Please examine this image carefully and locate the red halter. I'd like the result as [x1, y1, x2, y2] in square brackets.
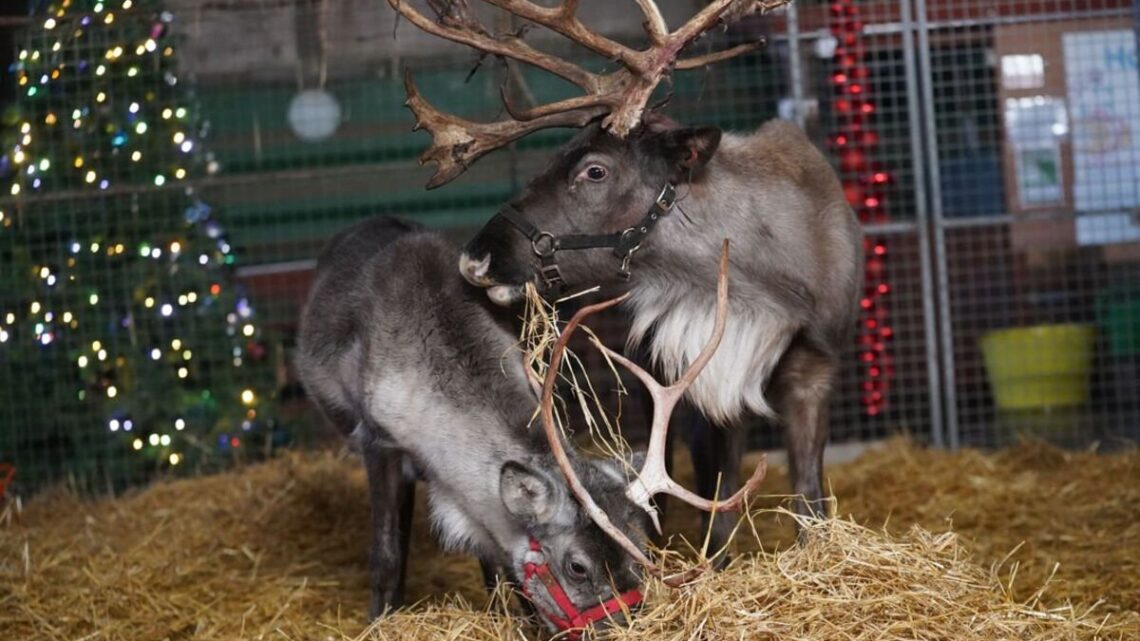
[521, 538, 643, 639]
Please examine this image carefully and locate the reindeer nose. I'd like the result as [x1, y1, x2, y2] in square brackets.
[459, 252, 494, 287]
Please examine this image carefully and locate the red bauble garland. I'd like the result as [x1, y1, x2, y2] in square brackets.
[829, 0, 893, 416]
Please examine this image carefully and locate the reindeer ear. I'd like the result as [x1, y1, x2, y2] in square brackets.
[500, 461, 560, 525]
[663, 126, 721, 176]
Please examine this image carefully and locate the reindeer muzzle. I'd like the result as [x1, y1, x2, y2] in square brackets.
[521, 538, 643, 639]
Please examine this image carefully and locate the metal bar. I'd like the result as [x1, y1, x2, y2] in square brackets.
[785, 0, 806, 129]
[862, 220, 918, 236]
[899, 0, 944, 449]
[768, 7, 1131, 43]
[914, 0, 959, 450]
[235, 259, 317, 278]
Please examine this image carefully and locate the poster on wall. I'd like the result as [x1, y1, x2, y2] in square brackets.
[1004, 96, 1066, 207]
[1063, 30, 1140, 245]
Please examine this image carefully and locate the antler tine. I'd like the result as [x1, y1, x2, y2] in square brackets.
[633, 0, 668, 45]
[537, 241, 766, 588]
[387, 0, 599, 89]
[404, 71, 606, 189]
[537, 292, 663, 576]
[481, 0, 642, 69]
[610, 241, 767, 522]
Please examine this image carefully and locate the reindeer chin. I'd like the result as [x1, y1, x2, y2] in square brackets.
[488, 284, 523, 306]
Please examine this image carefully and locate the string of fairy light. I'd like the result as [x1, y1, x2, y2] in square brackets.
[829, 0, 894, 417]
[7, 0, 216, 196]
[1, 0, 263, 467]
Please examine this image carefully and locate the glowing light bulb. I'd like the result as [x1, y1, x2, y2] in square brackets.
[131, 151, 142, 161]
[177, 367, 188, 379]
[148, 434, 159, 446]
[133, 438, 143, 450]
[154, 175, 165, 186]
[150, 348, 161, 360]
[175, 168, 186, 179]
[107, 385, 118, 398]
[44, 18, 57, 29]
[79, 354, 90, 367]
[182, 350, 192, 360]
[160, 434, 171, 446]
[171, 339, 182, 350]
[169, 453, 181, 465]
[175, 419, 185, 430]
[144, 296, 155, 308]
[135, 122, 147, 134]
[160, 303, 173, 317]
[162, 108, 173, 119]
[242, 324, 255, 337]
[89, 293, 99, 305]
[85, 170, 96, 183]
[129, 102, 139, 113]
[109, 419, 120, 431]
[241, 389, 256, 405]
[62, 311, 73, 323]
[97, 349, 107, 361]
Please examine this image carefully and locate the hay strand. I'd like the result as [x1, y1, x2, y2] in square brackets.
[2, 440, 1137, 640]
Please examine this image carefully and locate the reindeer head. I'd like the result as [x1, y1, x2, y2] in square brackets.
[388, 0, 789, 302]
[459, 116, 721, 304]
[497, 453, 652, 633]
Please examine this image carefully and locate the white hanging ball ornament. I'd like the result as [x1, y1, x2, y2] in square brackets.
[287, 89, 341, 142]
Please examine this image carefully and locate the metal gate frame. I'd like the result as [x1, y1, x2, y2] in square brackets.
[782, 0, 1139, 450]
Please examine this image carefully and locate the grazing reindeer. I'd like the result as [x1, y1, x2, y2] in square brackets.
[386, 0, 859, 553]
[297, 217, 657, 634]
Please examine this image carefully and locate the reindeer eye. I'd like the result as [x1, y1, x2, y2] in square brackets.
[565, 558, 590, 581]
[583, 165, 608, 182]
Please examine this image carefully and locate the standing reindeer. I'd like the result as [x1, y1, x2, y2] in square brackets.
[387, 0, 861, 554]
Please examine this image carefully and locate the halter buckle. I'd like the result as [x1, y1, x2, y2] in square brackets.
[531, 231, 557, 258]
[655, 183, 676, 211]
[540, 263, 563, 287]
[619, 244, 641, 281]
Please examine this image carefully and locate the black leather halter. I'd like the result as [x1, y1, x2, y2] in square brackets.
[496, 183, 676, 296]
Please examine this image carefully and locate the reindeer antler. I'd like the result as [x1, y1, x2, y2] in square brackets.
[537, 240, 768, 586]
[389, 0, 793, 188]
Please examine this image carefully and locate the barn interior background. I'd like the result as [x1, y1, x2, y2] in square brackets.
[0, 0, 1137, 497]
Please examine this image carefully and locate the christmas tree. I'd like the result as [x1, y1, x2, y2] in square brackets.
[0, 0, 278, 491]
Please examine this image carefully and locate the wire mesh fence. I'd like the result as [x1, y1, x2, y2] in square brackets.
[1, 0, 1137, 494]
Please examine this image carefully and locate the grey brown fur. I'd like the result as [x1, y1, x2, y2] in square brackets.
[461, 117, 863, 551]
[297, 217, 649, 625]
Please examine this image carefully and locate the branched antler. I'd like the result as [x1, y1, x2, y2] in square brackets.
[390, 0, 793, 187]
[537, 240, 768, 587]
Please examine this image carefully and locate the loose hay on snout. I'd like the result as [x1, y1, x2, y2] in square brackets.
[357, 512, 1135, 641]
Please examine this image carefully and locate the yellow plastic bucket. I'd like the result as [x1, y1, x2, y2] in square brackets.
[979, 323, 1095, 410]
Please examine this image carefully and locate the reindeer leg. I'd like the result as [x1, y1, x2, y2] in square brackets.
[772, 340, 835, 531]
[363, 444, 416, 620]
[685, 407, 744, 568]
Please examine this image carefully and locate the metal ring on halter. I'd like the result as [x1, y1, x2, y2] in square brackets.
[532, 232, 557, 257]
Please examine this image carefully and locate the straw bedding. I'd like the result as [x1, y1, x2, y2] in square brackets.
[2, 439, 1137, 640]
